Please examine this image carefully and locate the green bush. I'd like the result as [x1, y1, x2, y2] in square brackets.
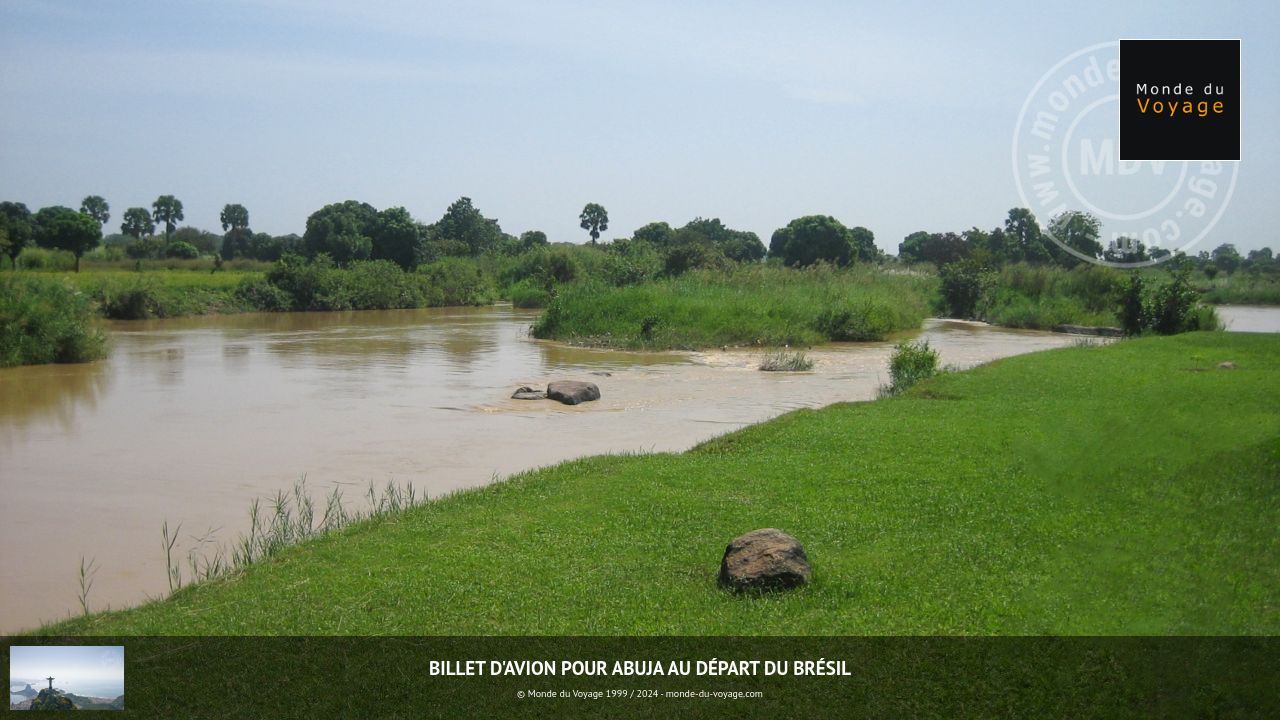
[165, 240, 200, 259]
[419, 257, 495, 306]
[16, 246, 76, 271]
[1119, 272, 1145, 336]
[887, 340, 940, 395]
[345, 260, 427, 310]
[235, 276, 293, 312]
[265, 254, 350, 310]
[939, 260, 991, 319]
[813, 300, 897, 341]
[509, 278, 551, 308]
[95, 275, 163, 319]
[0, 275, 107, 366]
[1148, 264, 1214, 335]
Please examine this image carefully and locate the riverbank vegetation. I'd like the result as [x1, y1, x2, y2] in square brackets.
[532, 265, 936, 349]
[34, 331, 1279, 635]
[2, 193, 1267, 360]
[0, 275, 106, 367]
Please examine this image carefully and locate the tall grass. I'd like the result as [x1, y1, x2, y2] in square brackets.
[0, 275, 107, 366]
[758, 349, 814, 371]
[1199, 274, 1280, 305]
[533, 263, 937, 349]
[163, 478, 426, 593]
[976, 263, 1122, 329]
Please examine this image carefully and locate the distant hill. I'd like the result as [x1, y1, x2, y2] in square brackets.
[66, 692, 125, 710]
[29, 688, 75, 710]
[13, 683, 38, 698]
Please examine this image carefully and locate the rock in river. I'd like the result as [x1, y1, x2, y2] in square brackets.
[718, 528, 811, 592]
[546, 380, 601, 405]
[511, 386, 547, 400]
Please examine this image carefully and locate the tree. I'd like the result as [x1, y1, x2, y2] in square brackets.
[518, 230, 548, 253]
[432, 197, 504, 256]
[34, 205, 101, 272]
[1002, 208, 1050, 264]
[1103, 236, 1148, 263]
[1211, 243, 1242, 275]
[770, 215, 859, 267]
[80, 195, 110, 227]
[1046, 211, 1102, 265]
[370, 206, 424, 270]
[0, 201, 33, 269]
[579, 203, 609, 245]
[681, 217, 765, 262]
[220, 203, 252, 260]
[121, 207, 155, 239]
[632, 221, 675, 248]
[1246, 247, 1273, 264]
[896, 231, 969, 267]
[152, 195, 184, 240]
[849, 226, 878, 262]
[303, 200, 377, 264]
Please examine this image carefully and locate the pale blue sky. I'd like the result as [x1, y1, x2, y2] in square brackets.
[9, 645, 124, 694]
[1, 0, 1276, 252]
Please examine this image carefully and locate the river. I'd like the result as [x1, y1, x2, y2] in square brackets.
[5, 305, 1271, 633]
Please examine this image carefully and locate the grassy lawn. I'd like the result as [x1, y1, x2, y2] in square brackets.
[37, 332, 1279, 636]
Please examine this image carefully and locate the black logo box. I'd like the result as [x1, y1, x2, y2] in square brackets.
[1119, 39, 1240, 161]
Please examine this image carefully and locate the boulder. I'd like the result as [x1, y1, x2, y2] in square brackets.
[511, 386, 547, 400]
[546, 380, 601, 405]
[718, 528, 810, 592]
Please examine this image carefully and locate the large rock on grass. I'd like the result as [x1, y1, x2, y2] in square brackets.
[718, 528, 810, 592]
[546, 380, 601, 405]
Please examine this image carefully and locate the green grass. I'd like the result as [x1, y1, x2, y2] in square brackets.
[62, 270, 261, 318]
[533, 264, 937, 349]
[1199, 273, 1280, 305]
[35, 332, 1279, 635]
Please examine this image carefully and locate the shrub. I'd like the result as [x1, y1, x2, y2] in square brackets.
[345, 260, 426, 310]
[266, 254, 351, 311]
[94, 275, 163, 319]
[886, 340, 940, 395]
[1119, 272, 1145, 336]
[165, 240, 200, 259]
[1147, 264, 1204, 335]
[939, 260, 991, 319]
[419, 257, 495, 306]
[0, 275, 107, 366]
[509, 278, 551, 308]
[235, 277, 292, 312]
[814, 301, 897, 341]
[16, 246, 76, 271]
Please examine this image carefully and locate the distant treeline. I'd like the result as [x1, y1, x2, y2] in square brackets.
[3, 194, 1276, 279]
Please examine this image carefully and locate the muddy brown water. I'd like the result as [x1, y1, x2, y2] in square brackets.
[2, 307, 1107, 632]
[1215, 305, 1280, 333]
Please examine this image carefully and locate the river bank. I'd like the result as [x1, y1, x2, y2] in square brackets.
[0, 308, 1085, 633]
[27, 330, 1279, 635]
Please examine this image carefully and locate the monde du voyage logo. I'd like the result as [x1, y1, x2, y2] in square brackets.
[1013, 39, 1241, 267]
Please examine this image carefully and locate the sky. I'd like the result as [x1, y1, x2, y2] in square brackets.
[9, 645, 124, 695]
[1, 0, 1277, 253]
